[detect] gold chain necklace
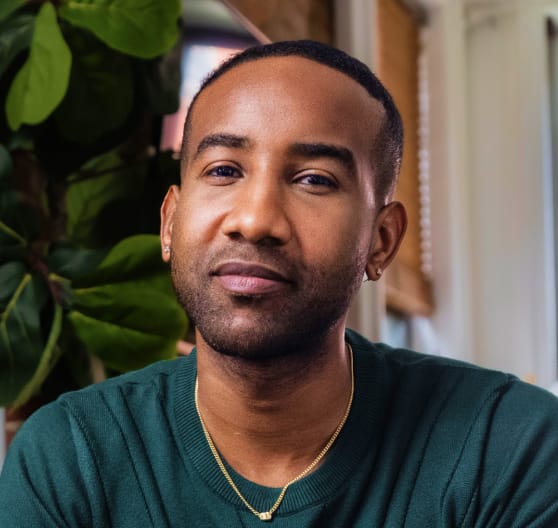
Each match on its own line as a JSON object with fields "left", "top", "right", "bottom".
{"left": 194, "top": 344, "right": 354, "bottom": 522}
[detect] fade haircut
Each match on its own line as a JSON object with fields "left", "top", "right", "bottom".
{"left": 181, "top": 40, "right": 403, "bottom": 203}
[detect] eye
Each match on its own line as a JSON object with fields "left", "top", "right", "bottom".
{"left": 204, "top": 164, "right": 242, "bottom": 183}
{"left": 295, "top": 172, "right": 338, "bottom": 193}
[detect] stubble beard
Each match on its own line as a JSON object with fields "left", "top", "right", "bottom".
{"left": 170, "top": 246, "right": 366, "bottom": 362}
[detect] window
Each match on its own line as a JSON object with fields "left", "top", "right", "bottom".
{"left": 376, "top": 0, "right": 434, "bottom": 316}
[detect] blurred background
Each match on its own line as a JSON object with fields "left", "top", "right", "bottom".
{"left": 2, "top": 0, "right": 558, "bottom": 462}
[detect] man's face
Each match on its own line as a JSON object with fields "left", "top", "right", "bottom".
{"left": 162, "top": 56, "right": 387, "bottom": 359}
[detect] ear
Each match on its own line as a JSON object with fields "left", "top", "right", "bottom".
{"left": 160, "top": 185, "right": 180, "bottom": 262}
{"left": 365, "top": 201, "right": 407, "bottom": 281}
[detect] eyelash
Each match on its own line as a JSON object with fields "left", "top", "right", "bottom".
{"left": 203, "top": 165, "right": 338, "bottom": 192}
{"left": 206, "top": 165, "right": 241, "bottom": 179}
{"left": 296, "top": 173, "right": 337, "bottom": 188}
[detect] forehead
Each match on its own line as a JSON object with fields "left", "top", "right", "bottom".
{"left": 186, "top": 56, "right": 385, "bottom": 160}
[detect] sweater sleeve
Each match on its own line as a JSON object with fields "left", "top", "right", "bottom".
{"left": 470, "top": 379, "right": 558, "bottom": 528}
{"left": 0, "top": 401, "right": 106, "bottom": 528}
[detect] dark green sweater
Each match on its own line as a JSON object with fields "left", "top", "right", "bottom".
{"left": 2, "top": 330, "right": 558, "bottom": 527}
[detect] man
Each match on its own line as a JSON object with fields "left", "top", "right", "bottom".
{"left": 1, "top": 40, "right": 558, "bottom": 527}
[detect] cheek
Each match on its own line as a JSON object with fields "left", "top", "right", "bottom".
{"left": 173, "top": 192, "right": 225, "bottom": 246}
{"left": 295, "top": 203, "right": 372, "bottom": 264}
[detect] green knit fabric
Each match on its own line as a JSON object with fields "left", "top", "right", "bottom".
{"left": 1, "top": 329, "right": 558, "bottom": 527}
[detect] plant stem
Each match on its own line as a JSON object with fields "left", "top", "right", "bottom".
{"left": 0, "top": 221, "right": 26, "bottom": 246}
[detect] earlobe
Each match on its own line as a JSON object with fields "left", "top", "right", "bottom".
{"left": 365, "top": 201, "right": 407, "bottom": 281}
{"left": 160, "top": 185, "right": 180, "bottom": 262}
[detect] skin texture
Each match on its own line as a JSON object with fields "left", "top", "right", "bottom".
{"left": 160, "top": 56, "right": 406, "bottom": 486}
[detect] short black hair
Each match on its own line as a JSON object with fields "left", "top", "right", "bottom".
{"left": 181, "top": 40, "right": 403, "bottom": 203}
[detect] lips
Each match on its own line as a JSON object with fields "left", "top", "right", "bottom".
{"left": 212, "top": 261, "right": 291, "bottom": 295}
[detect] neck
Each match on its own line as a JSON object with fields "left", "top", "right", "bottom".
{"left": 194, "top": 328, "right": 353, "bottom": 487}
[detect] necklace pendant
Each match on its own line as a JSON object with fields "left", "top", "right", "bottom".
{"left": 258, "top": 511, "right": 272, "bottom": 521}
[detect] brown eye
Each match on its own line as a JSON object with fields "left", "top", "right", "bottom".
{"left": 208, "top": 166, "right": 239, "bottom": 178}
{"left": 296, "top": 173, "right": 337, "bottom": 190}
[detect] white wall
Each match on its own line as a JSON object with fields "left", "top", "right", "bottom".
{"left": 466, "top": 0, "right": 556, "bottom": 383}
{"left": 424, "top": 1, "right": 475, "bottom": 362}
{"left": 424, "top": 0, "right": 558, "bottom": 386}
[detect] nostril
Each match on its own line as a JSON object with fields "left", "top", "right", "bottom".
{"left": 227, "top": 232, "right": 243, "bottom": 241}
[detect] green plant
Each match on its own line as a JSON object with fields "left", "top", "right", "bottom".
{"left": 0, "top": 0, "right": 189, "bottom": 408}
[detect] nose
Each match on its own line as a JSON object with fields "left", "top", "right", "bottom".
{"left": 220, "top": 178, "right": 292, "bottom": 246}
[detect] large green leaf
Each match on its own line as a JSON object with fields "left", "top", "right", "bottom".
{"left": 139, "top": 53, "right": 181, "bottom": 116}
{"left": 54, "top": 29, "right": 134, "bottom": 145}
{"left": 76, "top": 234, "right": 169, "bottom": 286}
{"left": 0, "top": 12, "right": 34, "bottom": 78}
{"left": 67, "top": 309, "right": 181, "bottom": 372}
{"left": 0, "top": 0, "right": 26, "bottom": 23}
{"left": 0, "top": 270, "right": 48, "bottom": 406}
{"left": 65, "top": 147, "right": 147, "bottom": 245}
{"left": 10, "top": 302, "right": 63, "bottom": 408}
{"left": 58, "top": 0, "right": 181, "bottom": 59}
{"left": 72, "top": 282, "right": 183, "bottom": 336}
{"left": 0, "top": 190, "right": 38, "bottom": 261}
{"left": 68, "top": 235, "right": 187, "bottom": 371}
{"left": 5, "top": 2, "right": 72, "bottom": 130}
{"left": 0, "top": 261, "right": 26, "bottom": 309}
{"left": 47, "top": 243, "right": 106, "bottom": 281}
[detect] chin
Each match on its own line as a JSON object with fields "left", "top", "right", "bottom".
{"left": 202, "top": 331, "right": 289, "bottom": 360}
{"left": 198, "top": 319, "right": 330, "bottom": 363}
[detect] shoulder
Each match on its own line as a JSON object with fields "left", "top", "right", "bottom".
{"left": 0, "top": 397, "right": 92, "bottom": 524}
{"left": 347, "top": 329, "right": 558, "bottom": 524}
{"left": 57, "top": 355, "right": 189, "bottom": 414}
{"left": 347, "top": 326, "right": 504, "bottom": 373}
{"left": 346, "top": 328, "right": 517, "bottom": 400}
{"left": 5, "top": 355, "right": 193, "bottom": 472}
{"left": 69, "top": 354, "right": 186, "bottom": 393}
{"left": 348, "top": 327, "right": 558, "bottom": 421}
{"left": 0, "top": 355, "right": 195, "bottom": 525}
{"left": 5, "top": 356, "right": 190, "bottom": 459}
{"left": 347, "top": 327, "right": 558, "bottom": 461}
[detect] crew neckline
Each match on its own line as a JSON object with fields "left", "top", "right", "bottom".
{"left": 172, "top": 332, "right": 386, "bottom": 518}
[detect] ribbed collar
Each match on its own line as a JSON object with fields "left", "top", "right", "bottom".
{"left": 173, "top": 331, "right": 386, "bottom": 518}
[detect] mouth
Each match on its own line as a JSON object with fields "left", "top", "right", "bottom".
{"left": 211, "top": 261, "right": 291, "bottom": 296}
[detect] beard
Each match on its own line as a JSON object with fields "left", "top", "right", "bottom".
{"left": 171, "top": 242, "right": 366, "bottom": 361}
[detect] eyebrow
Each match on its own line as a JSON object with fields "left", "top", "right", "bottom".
{"left": 287, "top": 142, "right": 356, "bottom": 174}
{"left": 191, "top": 135, "right": 356, "bottom": 174}
{"left": 193, "top": 133, "right": 250, "bottom": 160}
